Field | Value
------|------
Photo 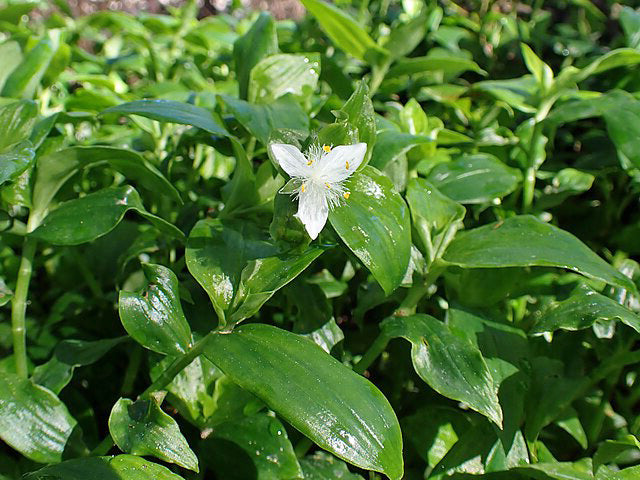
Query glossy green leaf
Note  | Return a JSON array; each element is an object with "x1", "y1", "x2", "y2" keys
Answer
[
  {"x1": 24, "y1": 455, "x2": 186, "y2": 480},
  {"x1": 102, "y1": 99, "x2": 229, "y2": 136},
  {"x1": 300, "y1": 451, "x2": 364, "y2": 479},
  {"x1": 220, "y1": 94, "x2": 309, "y2": 145},
  {"x1": 234, "y1": 12, "x2": 278, "y2": 100},
  {"x1": 108, "y1": 397, "x2": 198, "y2": 471},
  {"x1": 300, "y1": 0, "x2": 381, "y2": 61},
  {"x1": 405, "y1": 178, "x2": 465, "y2": 265},
  {"x1": 329, "y1": 166, "x2": 411, "y2": 295},
  {"x1": 30, "y1": 185, "x2": 184, "y2": 245},
  {"x1": 443, "y1": 215, "x2": 636, "y2": 293},
  {"x1": 0, "y1": 100, "x2": 38, "y2": 152},
  {"x1": 600, "y1": 92, "x2": 640, "y2": 170},
  {"x1": 1, "y1": 37, "x2": 55, "y2": 99},
  {"x1": 119, "y1": 263, "x2": 192, "y2": 355},
  {"x1": 201, "y1": 413, "x2": 302, "y2": 479},
  {"x1": 427, "y1": 153, "x2": 521, "y2": 204},
  {"x1": 0, "y1": 372, "x2": 77, "y2": 464},
  {"x1": 0, "y1": 141, "x2": 35, "y2": 186},
  {"x1": 382, "y1": 314, "x2": 503, "y2": 427},
  {"x1": 186, "y1": 219, "x2": 322, "y2": 324},
  {"x1": 531, "y1": 285, "x2": 640, "y2": 334},
  {"x1": 249, "y1": 53, "x2": 320, "y2": 103},
  {"x1": 204, "y1": 324, "x2": 403, "y2": 480},
  {"x1": 31, "y1": 146, "x2": 181, "y2": 222}
]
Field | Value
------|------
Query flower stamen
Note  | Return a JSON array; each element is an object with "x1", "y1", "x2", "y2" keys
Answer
[
  {"x1": 345, "y1": 161, "x2": 349, "y2": 170},
  {"x1": 343, "y1": 192, "x2": 350, "y2": 199},
  {"x1": 325, "y1": 182, "x2": 331, "y2": 189},
  {"x1": 301, "y1": 183, "x2": 306, "y2": 193},
  {"x1": 323, "y1": 145, "x2": 331, "y2": 153}
]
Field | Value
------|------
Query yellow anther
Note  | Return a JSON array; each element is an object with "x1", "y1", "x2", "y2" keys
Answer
[
  {"x1": 343, "y1": 192, "x2": 350, "y2": 199},
  {"x1": 345, "y1": 161, "x2": 350, "y2": 170},
  {"x1": 323, "y1": 145, "x2": 331, "y2": 153},
  {"x1": 307, "y1": 159, "x2": 313, "y2": 166},
  {"x1": 325, "y1": 182, "x2": 331, "y2": 189},
  {"x1": 301, "y1": 184, "x2": 306, "y2": 193}
]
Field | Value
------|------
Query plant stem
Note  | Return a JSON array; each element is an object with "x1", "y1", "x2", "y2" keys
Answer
[
  {"x1": 11, "y1": 236, "x2": 37, "y2": 378},
  {"x1": 522, "y1": 166, "x2": 536, "y2": 212},
  {"x1": 353, "y1": 332, "x2": 390, "y2": 375},
  {"x1": 90, "y1": 434, "x2": 114, "y2": 456},
  {"x1": 139, "y1": 332, "x2": 214, "y2": 398}
]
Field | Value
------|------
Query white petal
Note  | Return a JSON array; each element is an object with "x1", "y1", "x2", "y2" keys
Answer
[
  {"x1": 269, "y1": 143, "x2": 309, "y2": 178},
  {"x1": 317, "y1": 143, "x2": 367, "y2": 182},
  {"x1": 295, "y1": 182, "x2": 328, "y2": 240}
]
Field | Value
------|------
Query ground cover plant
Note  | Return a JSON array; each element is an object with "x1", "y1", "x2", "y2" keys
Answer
[{"x1": 2, "y1": 0, "x2": 640, "y2": 478}]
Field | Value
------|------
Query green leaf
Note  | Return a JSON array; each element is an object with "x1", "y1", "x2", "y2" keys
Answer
[
  {"x1": 474, "y1": 76, "x2": 538, "y2": 113},
  {"x1": 234, "y1": 12, "x2": 278, "y2": 100},
  {"x1": 249, "y1": 53, "x2": 320, "y2": 104},
  {"x1": 620, "y1": 6, "x2": 640, "y2": 49},
  {"x1": 531, "y1": 285, "x2": 640, "y2": 335},
  {"x1": 0, "y1": 372, "x2": 77, "y2": 464},
  {"x1": 204, "y1": 324, "x2": 403, "y2": 480},
  {"x1": 382, "y1": 314, "x2": 503, "y2": 427},
  {"x1": 405, "y1": 178, "x2": 465, "y2": 265},
  {"x1": 108, "y1": 397, "x2": 199, "y2": 471},
  {"x1": 1, "y1": 37, "x2": 55, "y2": 99},
  {"x1": 524, "y1": 357, "x2": 586, "y2": 442},
  {"x1": 31, "y1": 146, "x2": 181, "y2": 223},
  {"x1": 30, "y1": 186, "x2": 184, "y2": 245},
  {"x1": 300, "y1": 0, "x2": 381, "y2": 61},
  {"x1": 387, "y1": 54, "x2": 486, "y2": 78},
  {"x1": 0, "y1": 41, "x2": 23, "y2": 91},
  {"x1": 516, "y1": 461, "x2": 594, "y2": 480},
  {"x1": 521, "y1": 43, "x2": 554, "y2": 91},
  {"x1": 0, "y1": 277, "x2": 13, "y2": 306},
  {"x1": 369, "y1": 130, "x2": 433, "y2": 171},
  {"x1": 593, "y1": 436, "x2": 640, "y2": 473},
  {"x1": 427, "y1": 154, "x2": 522, "y2": 204},
  {"x1": 118, "y1": 263, "x2": 192, "y2": 355},
  {"x1": 101, "y1": 99, "x2": 229, "y2": 137},
  {"x1": 0, "y1": 141, "x2": 35, "y2": 186},
  {"x1": 0, "y1": 100, "x2": 38, "y2": 152},
  {"x1": 329, "y1": 166, "x2": 411, "y2": 295},
  {"x1": 186, "y1": 219, "x2": 322, "y2": 325},
  {"x1": 384, "y1": 13, "x2": 427, "y2": 60},
  {"x1": 600, "y1": 92, "x2": 640, "y2": 170},
  {"x1": 443, "y1": 215, "x2": 636, "y2": 293},
  {"x1": 32, "y1": 337, "x2": 126, "y2": 394},
  {"x1": 201, "y1": 413, "x2": 303, "y2": 479},
  {"x1": 220, "y1": 94, "x2": 309, "y2": 145},
  {"x1": 24, "y1": 455, "x2": 186, "y2": 480},
  {"x1": 300, "y1": 452, "x2": 364, "y2": 479}
]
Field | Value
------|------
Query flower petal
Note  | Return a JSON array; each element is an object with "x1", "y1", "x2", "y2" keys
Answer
[
  {"x1": 295, "y1": 182, "x2": 328, "y2": 240},
  {"x1": 317, "y1": 143, "x2": 367, "y2": 182},
  {"x1": 269, "y1": 143, "x2": 309, "y2": 178}
]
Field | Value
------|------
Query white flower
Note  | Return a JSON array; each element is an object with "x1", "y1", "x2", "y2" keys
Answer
[{"x1": 269, "y1": 142, "x2": 367, "y2": 239}]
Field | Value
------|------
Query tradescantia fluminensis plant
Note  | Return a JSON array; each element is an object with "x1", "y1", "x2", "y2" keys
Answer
[{"x1": 2, "y1": 0, "x2": 640, "y2": 478}]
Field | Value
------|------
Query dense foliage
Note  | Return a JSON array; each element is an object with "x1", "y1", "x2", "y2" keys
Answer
[{"x1": 2, "y1": 0, "x2": 640, "y2": 478}]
